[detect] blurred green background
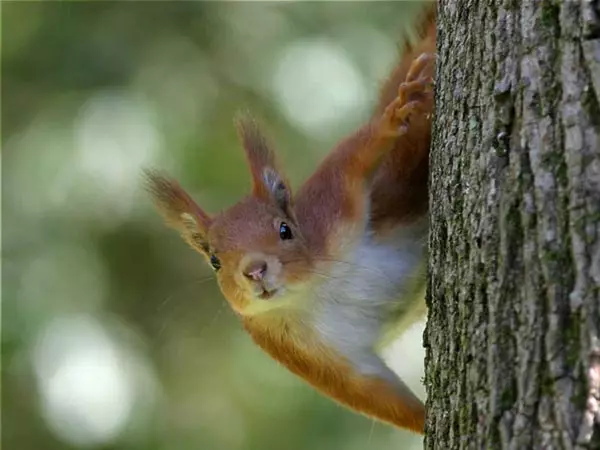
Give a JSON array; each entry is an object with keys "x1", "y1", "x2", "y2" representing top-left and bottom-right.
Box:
[{"x1": 2, "y1": 2, "x2": 429, "y2": 449}]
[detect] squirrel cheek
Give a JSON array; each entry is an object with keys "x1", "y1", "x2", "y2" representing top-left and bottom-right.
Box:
[{"x1": 216, "y1": 277, "x2": 247, "y2": 314}]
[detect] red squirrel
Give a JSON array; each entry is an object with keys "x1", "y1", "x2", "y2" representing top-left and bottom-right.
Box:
[{"x1": 146, "y1": 5, "x2": 435, "y2": 435}]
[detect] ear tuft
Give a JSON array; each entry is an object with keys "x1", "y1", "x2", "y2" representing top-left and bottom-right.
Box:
[
  {"x1": 234, "y1": 112, "x2": 276, "y2": 177},
  {"x1": 143, "y1": 169, "x2": 211, "y2": 253},
  {"x1": 234, "y1": 112, "x2": 292, "y2": 210}
]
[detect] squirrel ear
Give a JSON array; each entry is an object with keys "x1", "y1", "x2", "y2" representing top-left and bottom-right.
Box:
[
  {"x1": 262, "y1": 166, "x2": 291, "y2": 213},
  {"x1": 234, "y1": 113, "x2": 292, "y2": 211},
  {"x1": 143, "y1": 169, "x2": 212, "y2": 254}
]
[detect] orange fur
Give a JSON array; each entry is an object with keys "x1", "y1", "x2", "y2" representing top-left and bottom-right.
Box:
[
  {"x1": 146, "y1": 3, "x2": 436, "y2": 435},
  {"x1": 243, "y1": 316, "x2": 425, "y2": 433}
]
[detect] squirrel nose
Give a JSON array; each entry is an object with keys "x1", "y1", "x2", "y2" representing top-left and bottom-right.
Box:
[{"x1": 243, "y1": 260, "x2": 267, "y2": 281}]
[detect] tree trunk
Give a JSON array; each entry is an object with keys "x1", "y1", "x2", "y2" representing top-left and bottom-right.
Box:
[{"x1": 425, "y1": 1, "x2": 600, "y2": 448}]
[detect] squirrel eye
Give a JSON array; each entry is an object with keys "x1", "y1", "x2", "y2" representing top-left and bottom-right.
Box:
[
  {"x1": 279, "y1": 222, "x2": 293, "y2": 240},
  {"x1": 209, "y1": 254, "x2": 221, "y2": 271}
]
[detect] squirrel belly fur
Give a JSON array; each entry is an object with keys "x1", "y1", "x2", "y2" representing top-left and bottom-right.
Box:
[{"x1": 146, "y1": 4, "x2": 436, "y2": 435}]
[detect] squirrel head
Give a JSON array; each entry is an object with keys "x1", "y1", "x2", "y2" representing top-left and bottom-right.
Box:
[{"x1": 145, "y1": 115, "x2": 314, "y2": 315}]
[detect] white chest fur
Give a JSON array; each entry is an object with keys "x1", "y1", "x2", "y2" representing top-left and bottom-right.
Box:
[{"x1": 311, "y1": 219, "x2": 427, "y2": 378}]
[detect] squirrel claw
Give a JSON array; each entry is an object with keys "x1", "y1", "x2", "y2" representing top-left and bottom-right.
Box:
[{"x1": 404, "y1": 52, "x2": 435, "y2": 84}]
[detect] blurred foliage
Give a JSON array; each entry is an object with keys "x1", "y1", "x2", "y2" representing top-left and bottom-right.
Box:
[{"x1": 2, "y1": 2, "x2": 429, "y2": 450}]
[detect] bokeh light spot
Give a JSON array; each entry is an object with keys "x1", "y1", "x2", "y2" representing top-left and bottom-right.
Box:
[
  {"x1": 32, "y1": 315, "x2": 136, "y2": 447},
  {"x1": 272, "y1": 39, "x2": 368, "y2": 136}
]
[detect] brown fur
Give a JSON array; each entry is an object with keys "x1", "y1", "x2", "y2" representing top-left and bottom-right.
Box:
[{"x1": 146, "y1": 3, "x2": 436, "y2": 435}]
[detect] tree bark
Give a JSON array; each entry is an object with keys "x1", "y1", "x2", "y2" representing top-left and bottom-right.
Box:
[{"x1": 425, "y1": 1, "x2": 600, "y2": 448}]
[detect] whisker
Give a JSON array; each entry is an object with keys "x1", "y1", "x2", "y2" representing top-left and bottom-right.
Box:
[
  {"x1": 155, "y1": 299, "x2": 230, "y2": 360},
  {"x1": 157, "y1": 275, "x2": 216, "y2": 312},
  {"x1": 368, "y1": 418, "x2": 376, "y2": 446},
  {"x1": 155, "y1": 275, "x2": 217, "y2": 342},
  {"x1": 287, "y1": 265, "x2": 425, "y2": 310},
  {"x1": 288, "y1": 269, "x2": 389, "y2": 296},
  {"x1": 316, "y1": 255, "x2": 425, "y2": 284},
  {"x1": 196, "y1": 304, "x2": 226, "y2": 342},
  {"x1": 285, "y1": 256, "x2": 416, "y2": 289}
]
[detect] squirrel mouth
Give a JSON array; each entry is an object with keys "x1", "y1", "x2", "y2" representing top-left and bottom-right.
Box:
[{"x1": 258, "y1": 288, "x2": 277, "y2": 300}]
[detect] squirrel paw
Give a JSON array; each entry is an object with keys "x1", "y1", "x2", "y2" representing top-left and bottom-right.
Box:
[{"x1": 380, "y1": 52, "x2": 435, "y2": 137}]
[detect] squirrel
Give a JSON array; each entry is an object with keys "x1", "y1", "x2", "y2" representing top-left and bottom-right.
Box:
[{"x1": 146, "y1": 4, "x2": 436, "y2": 435}]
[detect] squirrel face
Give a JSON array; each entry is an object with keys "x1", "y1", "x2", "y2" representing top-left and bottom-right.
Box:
[
  {"x1": 206, "y1": 196, "x2": 313, "y2": 315},
  {"x1": 146, "y1": 116, "x2": 315, "y2": 316}
]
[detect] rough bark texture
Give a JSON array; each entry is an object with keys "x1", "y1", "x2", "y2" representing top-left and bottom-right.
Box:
[{"x1": 425, "y1": 1, "x2": 600, "y2": 449}]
